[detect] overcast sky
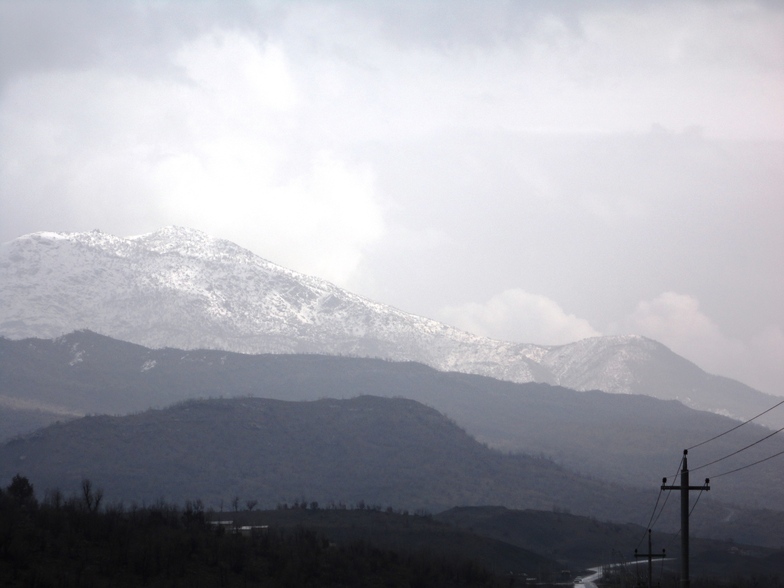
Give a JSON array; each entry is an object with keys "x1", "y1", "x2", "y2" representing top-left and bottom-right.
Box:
[{"x1": 1, "y1": 0, "x2": 782, "y2": 396}]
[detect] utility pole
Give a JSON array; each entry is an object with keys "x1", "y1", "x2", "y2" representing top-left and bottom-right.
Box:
[
  {"x1": 634, "y1": 529, "x2": 665, "y2": 587},
  {"x1": 661, "y1": 450, "x2": 710, "y2": 588}
]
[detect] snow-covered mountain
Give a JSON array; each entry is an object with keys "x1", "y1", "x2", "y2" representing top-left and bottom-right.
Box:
[{"x1": 0, "y1": 227, "x2": 776, "y2": 422}]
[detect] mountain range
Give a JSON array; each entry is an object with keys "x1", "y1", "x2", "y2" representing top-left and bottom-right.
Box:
[
  {"x1": 1, "y1": 227, "x2": 780, "y2": 426},
  {"x1": 3, "y1": 394, "x2": 783, "y2": 549},
  {"x1": 2, "y1": 330, "x2": 784, "y2": 522},
  {"x1": 2, "y1": 226, "x2": 784, "y2": 556}
]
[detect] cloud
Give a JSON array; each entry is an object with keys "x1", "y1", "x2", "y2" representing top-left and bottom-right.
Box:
[
  {"x1": 0, "y1": 28, "x2": 385, "y2": 285},
  {"x1": 626, "y1": 292, "x2": 784, "y2": 395},
  {"x1": 0, "y1": 1, "x2": 781, "y2": 396},
  {"x1": 174, "y1": 32, "x2": 297, "y2": 112},
  {"x1": 628, "y1": 292, "x2": 739, "y2": 353},
  {"x1": 156, "y1": 147, "x2": 384, "y2": 284},
  {"x1": 437, "y1": 289, "x2": 600, "y2": 345}
]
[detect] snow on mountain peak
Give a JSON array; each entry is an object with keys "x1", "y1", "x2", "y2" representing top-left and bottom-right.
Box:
[
  {"x1": 129, "y1": 226, "x2": 249, "y2": 260},
  {"x1": 3, "y1": 227, "x2": 767, "y2": 422}
]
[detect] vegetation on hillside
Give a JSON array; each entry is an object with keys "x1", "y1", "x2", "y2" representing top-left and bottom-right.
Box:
[
  {"x1": 1, "y1": 475, "x2": 781, "y2": 587},
  {"x1": 0, "y1": 475, "x2": 507, "y2": 587}
]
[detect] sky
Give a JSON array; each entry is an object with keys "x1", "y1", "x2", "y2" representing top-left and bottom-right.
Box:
[{"x1": 1, "y1": 0, "x2": 782, "y2": 396}]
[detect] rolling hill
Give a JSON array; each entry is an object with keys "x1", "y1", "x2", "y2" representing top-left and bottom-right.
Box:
[
  {"x1": 1, "y1": 395, "x2": 783, "y2": 548},
  {"x1": 2, "y1": 331, "x2": 783, "y2": 516}
]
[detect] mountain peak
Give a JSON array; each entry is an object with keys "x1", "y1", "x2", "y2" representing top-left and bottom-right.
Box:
[
  {"x1": 129, "y1": 226, "x2": 236, "y2": 258},
  {"x1": 0, "y1": 227, "x2": 766, "y2": 422}
]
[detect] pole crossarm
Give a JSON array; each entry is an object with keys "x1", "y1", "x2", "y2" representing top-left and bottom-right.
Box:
[
  {"x1": 634, "y1": 529, "x2": 666, "y2": 588},
  {"x1": 660, "y1": 483, "x2": 710, "y2": 491},
  {"x1": 662, "y1": 478, "x2": 710, "y2": 492}
]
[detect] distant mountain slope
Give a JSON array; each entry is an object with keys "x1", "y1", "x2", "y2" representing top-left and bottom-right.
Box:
[
  {"x1": 1, "y1": 395, "x2": 782, "y2": 548},
  {"x1": 0, "y1": 396, "x2": 632, "y2": 517},
  {"x1": 2, "y1": 331, "x2": 784, "y2": 516},
  {"x1": 0, "y1": 228, "x2": 778, "y2": 421}
]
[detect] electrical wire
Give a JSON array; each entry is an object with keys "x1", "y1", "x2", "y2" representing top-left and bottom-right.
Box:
[
  {"x1": 660, "y1": 457, "x2": 710, "y2": 543},
  {"x1": 638, "y1": 458, "x2": 683, "y2": 560},
  {"x1": 691, "y1": 423, "x2": 784, "y2": 472},
  {"x1": 637, "y1": 458, "x2": 682, "y2": 549},
  {"x1": 711, "y1": 447, "x2": 784, "y2": 479},
  {"x1": 687, "y1": 398, "x2": 784, "y2": 451},
  {"x1": 649, "y1": 484, "x2": 674, "y2": 531},
  {"x1": 636, "y1": 487, "x2": 663, "y2": 550},
  {"x1": 689, "y1": 487, "x2": 705, "y2": 516}
]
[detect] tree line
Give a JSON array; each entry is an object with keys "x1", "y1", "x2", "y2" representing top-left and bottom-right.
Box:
[{"x1": 0, "y1": 474, "x2": 503, "y2": 587}]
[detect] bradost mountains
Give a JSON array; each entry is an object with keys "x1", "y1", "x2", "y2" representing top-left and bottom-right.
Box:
[
  {"x1": 2, "y1": 227, "x2": 784, "y2": 560},
  {"x1": 0, "y1": 226, "x2": 777, "y2": 425}
]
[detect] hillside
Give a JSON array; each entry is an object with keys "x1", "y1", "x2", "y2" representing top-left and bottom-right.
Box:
[
  {"x1": 2, "y1": 331, "x2": 783, "y2": 516},
  {"x1": 218, "y1": 507, "x2": 559, "y2": 578},
  {"x1": 1, "y1": 228, "x2": 779, "y2": 424},
  {"x1": 0, "y1": 396, "x2": 639, "y2": 519},
  {"x1": 0, "y1": 484, "x2": 515, "y2": 587},
  {"x1": 2, "y1": 396, "x2": 783, "y2": 548},
  {"x1": 434, "y1": 506, "x2": 784, "y2": 578}
]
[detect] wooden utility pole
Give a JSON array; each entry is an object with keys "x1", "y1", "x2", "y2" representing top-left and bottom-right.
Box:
[
  {"x1": 661, "y1": 450, "x2": 710, "y2": 588},
  {"x1": 634, "y1": 529, "x2": 665, "y2": 587}
]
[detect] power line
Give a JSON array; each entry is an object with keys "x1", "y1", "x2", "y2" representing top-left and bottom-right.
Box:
[
  {"x1": 661, "y1": 487, "x2": 705, "y2": 543},
  {"x1": 711, "y1": 447, "x2": 784, "y2": 479},
  {"x1": 691, "y1": 423, "x2": 784, "y2": 472},
  {"x1": 688, "y1": 398, "x2": 784, "y2": 451},
  {"x1": 650, "y1": 483, "x2": 674, "y2": 531},
  {"x1": 651, "y1": 458, "x2": 683, "y2": 566},
  {"x1": 652, "y1": 460, "x2": 682, "y2": 528},
  {"x1": 636, "y1": 487, "x2": 663, "y2": 550},
  {"x1": 688, "y1": 487, "x2": 706, "y2": 516},
  {"x1": 638, "y1": 459, "x2": 682, "y2": 549}
]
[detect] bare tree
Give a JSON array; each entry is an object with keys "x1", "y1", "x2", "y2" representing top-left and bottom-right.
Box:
[
  {"x1": 245, "y1": 499, "x2": 258, "y2": 511},
  {"x1": 81, "y1": 478, "x2": 103, "y2": 513}
]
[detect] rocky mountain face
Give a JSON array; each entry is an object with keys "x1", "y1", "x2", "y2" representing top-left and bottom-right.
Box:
[{"x1": 0, "y1": 227, "x2": 777, "y2": 422}]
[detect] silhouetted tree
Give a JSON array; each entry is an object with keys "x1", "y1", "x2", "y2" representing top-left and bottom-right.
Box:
[
  {"x1": 7, "y1": 474, "x2": 36, "y2": 508},
  {"x1": 81, "y1": 478, "x2": 103, "y2": 512}
]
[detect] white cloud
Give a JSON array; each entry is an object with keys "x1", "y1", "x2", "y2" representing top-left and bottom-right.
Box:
[
  {"x1": 156, "y1": 147, "x2": 384, "y2": 284},
  {"x1": 628, "y1": 292, "x2": 739, "y2": 353},
  {"x1": 437, "y1": 289, "x2": 600, "y2": 346},
  {"x1": 0, "y1": 28, "x2": 386, "y2": 285},
  {"x1": 0, "y1": 1, "x2": 781, "y2": 396},
  {"x1": 174, "y1": 31, "x2": 298, "y2": 112},
  {"x1": 626, "y1": 292, "x2": 783, "y2": 395}
]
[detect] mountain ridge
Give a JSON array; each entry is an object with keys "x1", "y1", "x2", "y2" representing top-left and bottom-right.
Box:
[
  {"x1": 2, "y1": 394, "x2": 783, "y2": 549},
  {"x1": 3, "y1": 330, "x2": 784, "y2": 516},
  {"x1": 0, "y1": 227, "x2": 778, "y2": 422}
]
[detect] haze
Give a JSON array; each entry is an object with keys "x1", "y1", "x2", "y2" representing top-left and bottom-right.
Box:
[{"x1": 0, "y1": 0, "x2": 782, "y2": 396}]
